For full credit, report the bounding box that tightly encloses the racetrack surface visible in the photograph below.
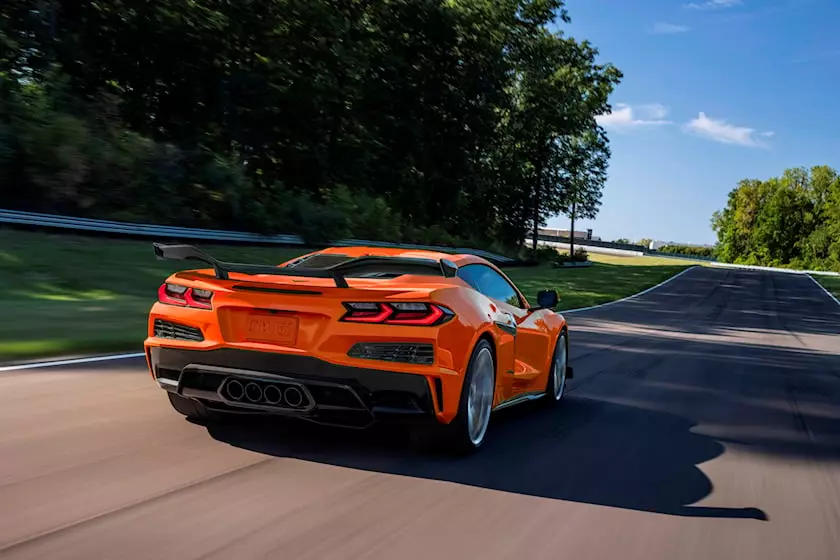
[2,267,839,559]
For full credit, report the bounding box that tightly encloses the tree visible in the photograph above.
[1,0,623,252]
[513,33,620,254]
[553,126,610,256]
[712,166,840,271]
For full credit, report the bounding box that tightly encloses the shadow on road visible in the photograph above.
[204,395,768,521]
[200,266,840,524]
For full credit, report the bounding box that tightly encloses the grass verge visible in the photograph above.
[505,253,697,312]
[0,229,697,362]
[814,276,840,302]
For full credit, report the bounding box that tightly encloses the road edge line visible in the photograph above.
[0,352,146,373]
[561,265,700,315]
[807,274,840,308]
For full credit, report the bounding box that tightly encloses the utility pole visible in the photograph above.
[531,159,543,255]
[569,198,576,258]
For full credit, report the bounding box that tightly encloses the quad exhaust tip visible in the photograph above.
[222,377,309,409]
[284,386,304,408]
[244,382,263,403]
[263,384,283,405]
[227,379,245,401]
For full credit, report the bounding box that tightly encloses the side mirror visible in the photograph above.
[535,289,559,310]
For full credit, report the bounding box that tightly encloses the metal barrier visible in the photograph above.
[6,209,837,275]
[536,233,648,253]
[0,209,516,264]
[707,261,840,277]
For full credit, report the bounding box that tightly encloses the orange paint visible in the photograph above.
[144,246,568,424]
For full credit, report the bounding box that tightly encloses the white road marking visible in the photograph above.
[560,265,700,315]
[808,274,840,308]
[0,352,146,372]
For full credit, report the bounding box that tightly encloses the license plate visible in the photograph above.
[245,315,298,345]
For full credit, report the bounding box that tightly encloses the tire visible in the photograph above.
[435,338,497,454]
[543,329,569,404]
[167,392,221,423]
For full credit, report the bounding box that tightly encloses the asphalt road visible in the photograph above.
[2,267,839,559]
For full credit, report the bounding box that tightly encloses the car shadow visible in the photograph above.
[204,395,768,521]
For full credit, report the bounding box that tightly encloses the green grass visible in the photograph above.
[814,275,840,301]
[0,230,698,362]
[0,229,307,362]
[507,252,697,311]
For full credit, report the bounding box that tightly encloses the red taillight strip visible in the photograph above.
[341,302,453,326]
[386,304,445,325]
[184,289,212,309]
[158,283,187,306]
[343,303,394,323]
[158,283,214,309]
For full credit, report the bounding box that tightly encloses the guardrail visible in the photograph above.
[536,233,648,253]
[0,209,516,264]
[535,239,645,257]
[707,261,840,277]
[6,209,838,276]
[536,233,718,261]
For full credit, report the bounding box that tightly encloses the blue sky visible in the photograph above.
[546,0,840,245]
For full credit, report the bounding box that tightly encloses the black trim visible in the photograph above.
[348,342,435,365]
[153,243,459,287]
[494,320,517,336]
[150,346,438,428]
[153,319,204,342]
[433,377,444,413]
[232,285,323,295]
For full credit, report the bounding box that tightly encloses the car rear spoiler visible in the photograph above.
[152,243,458,288]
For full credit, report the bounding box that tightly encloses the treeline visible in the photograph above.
[712,166,840,272]
[656,245,714,258]
[0,0,620,250]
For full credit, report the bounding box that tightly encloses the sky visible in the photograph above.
[545,0,840,245]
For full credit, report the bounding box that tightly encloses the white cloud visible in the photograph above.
[596,103,673,130]
[684,0,741,9]
[651,22,690,34]
[683,112,773,147]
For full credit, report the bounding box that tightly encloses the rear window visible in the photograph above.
[285,253,353,269]
[285,252,446,280]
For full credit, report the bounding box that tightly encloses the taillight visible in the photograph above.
[158,283,214,309]
[186,288,213,309]
[341,302,453,326]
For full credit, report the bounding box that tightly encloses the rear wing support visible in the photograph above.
[152,243,458,287]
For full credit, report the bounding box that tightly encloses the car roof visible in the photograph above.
[310,246,492,267]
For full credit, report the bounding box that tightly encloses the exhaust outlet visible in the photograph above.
[245,382,263,403]
[263,384,283,405]
[284,386,304,408]
[226,379,245,401]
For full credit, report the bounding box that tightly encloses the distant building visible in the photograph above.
[538,228,601,241]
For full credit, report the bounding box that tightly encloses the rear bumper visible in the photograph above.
[148,346,442,428]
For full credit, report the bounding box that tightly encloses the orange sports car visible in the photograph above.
[144,243,573,452]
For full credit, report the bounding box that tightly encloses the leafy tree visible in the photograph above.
[1,0,622,252]
[712,166,840,271]
[552,125,610,256]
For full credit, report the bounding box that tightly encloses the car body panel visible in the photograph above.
[144,245,568,427]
